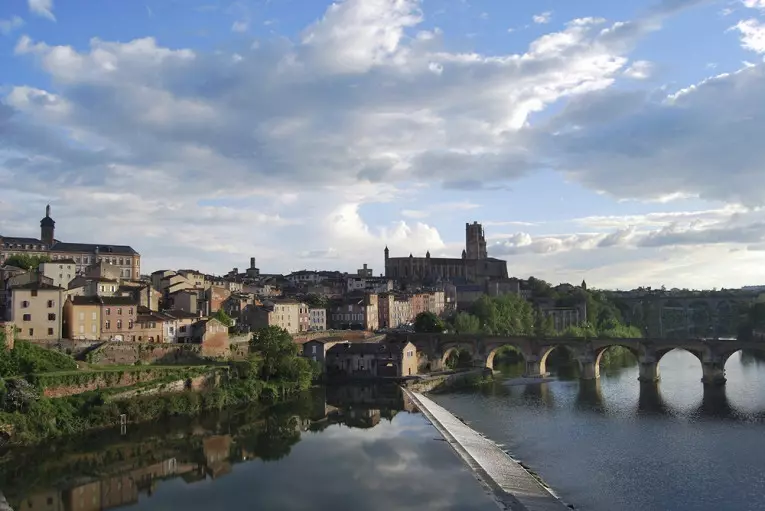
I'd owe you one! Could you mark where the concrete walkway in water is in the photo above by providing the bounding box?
[405,390,571,511]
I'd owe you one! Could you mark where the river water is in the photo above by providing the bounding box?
[431,349,765,511]
[0,386,500,511]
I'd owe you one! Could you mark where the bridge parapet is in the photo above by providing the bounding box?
[387,333,765,386]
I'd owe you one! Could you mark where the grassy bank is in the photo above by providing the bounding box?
[0,326,320,445]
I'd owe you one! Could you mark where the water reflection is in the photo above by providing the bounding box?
[431,349,765,511]
[1,385,495,511]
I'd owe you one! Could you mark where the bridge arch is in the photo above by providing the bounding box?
[594,344,641,368]
[440,343,476,370]
[485,343,527,371]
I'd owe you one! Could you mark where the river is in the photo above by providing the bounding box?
[431,349,765,511]
[0,386,501,511]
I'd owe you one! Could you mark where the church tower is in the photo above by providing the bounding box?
[40,204,55,247]
[465,221,487,260]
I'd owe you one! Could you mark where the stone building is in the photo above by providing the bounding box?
[329,294,379,331]
[245,299,303,334]
[326,341,418,378]
[0,206,140,279]
[384,221,507,284]
[6,281,64,341]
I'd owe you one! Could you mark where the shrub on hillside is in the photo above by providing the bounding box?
[0,341,78,377]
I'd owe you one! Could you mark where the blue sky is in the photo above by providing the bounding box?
[1,0,764,289]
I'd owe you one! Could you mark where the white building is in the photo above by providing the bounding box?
[38,260,76,289]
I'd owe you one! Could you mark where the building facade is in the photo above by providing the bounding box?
[309,308,327,331]
[326,341,418,378]
[0,206,140,278]
[384,221,507,284]
[7,282,64,341]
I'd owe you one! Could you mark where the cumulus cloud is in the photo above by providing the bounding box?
[743,0,765,10]
[538,64,765,205]
[0,0,757,286]
[533,11,552,24]
[0,16,24,35]
[733,19,765,53]
[28,0,55,21]
[623,59,654,78]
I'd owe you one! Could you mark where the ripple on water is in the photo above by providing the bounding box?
[431,350,765,511]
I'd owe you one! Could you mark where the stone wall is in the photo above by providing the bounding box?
[40,368,200,398]
[292,330,376,344]
[1,323,14,351]
[107,373,218,400]
[403,368,492,394]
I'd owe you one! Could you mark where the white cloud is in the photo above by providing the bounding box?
[28,0,55,21]
[743,0,765,10]
[231,20,249,33]
[533,11,552,24]
[1,0,755,288]
[623,59,654,79]
[539,64,765,205]
[0,16,24,36]
[733,19,765,53]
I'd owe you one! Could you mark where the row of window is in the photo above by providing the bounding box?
[105,320,134,330]
[20,298,56,308]
[21,313,56,321]
[25,328,55,336]
[104,307,133,316]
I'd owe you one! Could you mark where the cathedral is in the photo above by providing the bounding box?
[384,222,508,284]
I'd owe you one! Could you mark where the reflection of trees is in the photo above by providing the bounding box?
[237,414,301,462]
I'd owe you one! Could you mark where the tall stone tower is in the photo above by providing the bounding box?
[40,204,55,247]
[465,221,487,260]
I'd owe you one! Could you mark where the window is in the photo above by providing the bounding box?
[117,320,122,329]
[117,308,122,315]
[92,312,97,320]
[111,286,115,292]
[28,328,34,336]
[100,286,105,292]
[23,314,31,321]
[180,326,187,333]
[47,300,54,308]
[79,325,85,334]
[128,320,134,329]
[92,324,97,334]
[31,290,38,297]
[128,307,133,315]
[48,328,54,335]
[48,313,56,321]
[21,301,29,308]
[105,320,111,329]
[105,308,111,315]
[311,345,317,354]
[79,312,85,320]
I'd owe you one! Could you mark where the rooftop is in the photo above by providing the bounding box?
[11,281,64,291]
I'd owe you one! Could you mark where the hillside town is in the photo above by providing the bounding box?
[1,208,762,374]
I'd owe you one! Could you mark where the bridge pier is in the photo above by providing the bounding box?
[638,361,660,382]
[578,360,600,380]
[701,361,726,386]
[524,358,549,378]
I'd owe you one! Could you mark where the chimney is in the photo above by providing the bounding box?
[250,257,256,269]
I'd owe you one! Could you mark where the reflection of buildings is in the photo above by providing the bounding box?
[17,435,233,511]
[14,386,420,511]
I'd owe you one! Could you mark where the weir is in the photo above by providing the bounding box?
[404,388,569,511]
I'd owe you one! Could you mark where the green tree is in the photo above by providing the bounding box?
[533,311,557,338]
[249,326,300,382]
[470,294,534,336]
[4,254,51,271]
[413,312,446,333]
[452,312,481,334]
[213,309,234,327]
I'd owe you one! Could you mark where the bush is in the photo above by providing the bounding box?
[0,341,77,377]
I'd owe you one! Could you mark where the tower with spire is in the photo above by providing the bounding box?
[40,204,55,247]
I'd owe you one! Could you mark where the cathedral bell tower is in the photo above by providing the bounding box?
[40,205,55,247]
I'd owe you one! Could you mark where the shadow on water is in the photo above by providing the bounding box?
[0,384,418,509]
[575,379,604,414]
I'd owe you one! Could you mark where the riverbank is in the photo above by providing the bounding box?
[404,388,570,511]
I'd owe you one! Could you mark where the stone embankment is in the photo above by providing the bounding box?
[404,389,570,511]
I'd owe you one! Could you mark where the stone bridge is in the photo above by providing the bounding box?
[387,333,765,386]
